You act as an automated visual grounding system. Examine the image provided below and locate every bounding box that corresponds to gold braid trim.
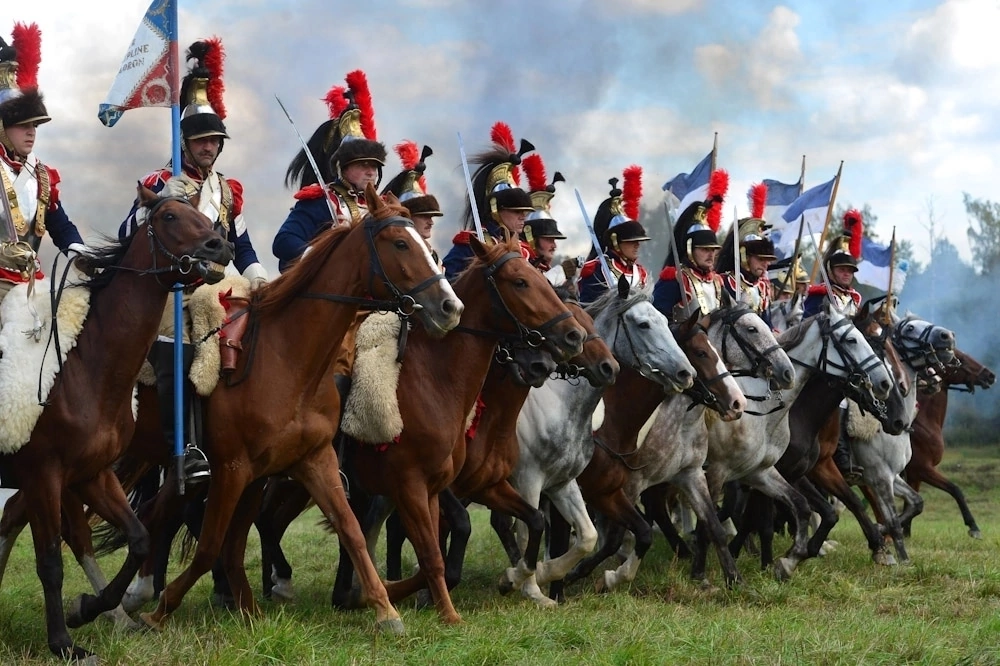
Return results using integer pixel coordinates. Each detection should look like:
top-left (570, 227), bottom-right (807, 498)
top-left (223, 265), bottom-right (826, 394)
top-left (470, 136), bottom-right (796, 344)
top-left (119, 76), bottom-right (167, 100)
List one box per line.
top-left (0, 164), bottom-right (26, 235)
top-left (216, 173), bottom-right (233, 233)
top-left (34, 163), bottom-right (50, 238)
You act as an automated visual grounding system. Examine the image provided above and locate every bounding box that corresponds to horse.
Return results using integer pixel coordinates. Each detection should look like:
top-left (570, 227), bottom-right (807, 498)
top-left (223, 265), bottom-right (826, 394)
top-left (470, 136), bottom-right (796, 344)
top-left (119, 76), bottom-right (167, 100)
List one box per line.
top-left (904, 348), bottom-right (995, 538)
top-left (3, 186), bottom-right (464, 637)
top-left (728, 301), bottom-right (915, 571)
top-left (0, 187), bottom-right (232, 661)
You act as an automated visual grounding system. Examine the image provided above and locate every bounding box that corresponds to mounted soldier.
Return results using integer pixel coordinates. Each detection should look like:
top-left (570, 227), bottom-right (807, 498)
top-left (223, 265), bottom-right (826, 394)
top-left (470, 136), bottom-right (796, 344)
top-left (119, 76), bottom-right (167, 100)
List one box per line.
top-left (803, 209), bottom-right (863, 318)
top-left (0, 22), bottom-right (88, 304)
top-left (767, 256), bottom-right (808, 331)
top-left (442, 121), bottom-right (534, 280)
top-left (520, 151), bottom-right (574, 290)
top-left (381, 140), bottom-right (443, 268)
top-left (272, 70), bottom-right (386, 272)
top-left (577, 166), bottom-right (650, 304)
top-left (119, 39), bottom-right (269, 482)
top-left (716, 183), bottom-right (776, 328)
top-left (652, 169), bottom-right (728, 320)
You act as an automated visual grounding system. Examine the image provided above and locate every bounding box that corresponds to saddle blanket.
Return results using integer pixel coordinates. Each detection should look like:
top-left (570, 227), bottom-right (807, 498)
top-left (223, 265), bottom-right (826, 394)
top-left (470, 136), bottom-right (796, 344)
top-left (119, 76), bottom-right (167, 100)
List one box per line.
top-left (0, 277), bottom-right (91, 454)
top-left (341, 312), bottom-right (404, 444)
top-left (846, 399), bottom-right (882, 442)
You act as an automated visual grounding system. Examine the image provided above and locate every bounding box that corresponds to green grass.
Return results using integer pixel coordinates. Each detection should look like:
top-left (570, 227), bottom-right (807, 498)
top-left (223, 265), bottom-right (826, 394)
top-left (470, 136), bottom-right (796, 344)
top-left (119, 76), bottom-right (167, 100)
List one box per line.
top-left (2, 448), bottom-right (1000, 665)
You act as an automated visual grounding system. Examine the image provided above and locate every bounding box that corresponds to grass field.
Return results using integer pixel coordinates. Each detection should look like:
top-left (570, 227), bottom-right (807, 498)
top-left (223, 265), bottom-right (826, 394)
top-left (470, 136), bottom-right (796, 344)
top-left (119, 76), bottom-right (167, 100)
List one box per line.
top-left (1, 447), bottom-right (999, 665)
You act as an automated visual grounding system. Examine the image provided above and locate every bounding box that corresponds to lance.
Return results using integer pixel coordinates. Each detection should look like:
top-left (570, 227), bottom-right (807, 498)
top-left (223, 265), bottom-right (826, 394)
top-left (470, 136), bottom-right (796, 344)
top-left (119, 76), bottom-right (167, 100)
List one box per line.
top-left (275, 95), bottom-right (339, 224)
top-left (576, 188), bottom-right (615, 287)
top-left (732, 218), bottom-right (741, 304)
top-left (884, 226), bottom-right (897, 324)
top-left (663, 202), bottom-right (689, 308)
top-left (457, 132), bottom-right (486, 242)
top-left (805, 221), bottom-right (842, 314)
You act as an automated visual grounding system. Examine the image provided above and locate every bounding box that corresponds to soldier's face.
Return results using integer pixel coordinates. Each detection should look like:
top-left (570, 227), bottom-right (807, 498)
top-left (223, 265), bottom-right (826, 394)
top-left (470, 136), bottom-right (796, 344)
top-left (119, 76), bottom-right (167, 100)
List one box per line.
top-left (617, 240), bottom-right (641, 262)
top-left (832, 265), bottom-right (856, 288)
top-left (187, 136), bottom-right (221, 170)
top-left (746, 255), bottom-right (770, 278)
top-left (4, 122), bottom-right (37, 158)
top-left (498, 208), bottom-right (528, 234)
top-left (536, 237), bottom-right (557, 263)
top-left (411, 213), bottom-right (435, 240)
top-left (342, 160), bottom-right (380, 191)
top-left (691, 246), bottom-right (718, 271)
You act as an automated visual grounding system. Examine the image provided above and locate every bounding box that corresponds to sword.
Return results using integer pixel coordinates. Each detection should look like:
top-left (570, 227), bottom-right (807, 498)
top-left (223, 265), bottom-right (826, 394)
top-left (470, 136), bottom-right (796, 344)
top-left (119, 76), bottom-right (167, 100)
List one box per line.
top-left (782, 214), bottom-right (806, 309)
top-left (575, 189), bottom-right (615, 287)
top-left (457, 132), bottom-right (486, 242)
top-left (663, 202), bottom-right (689, 308)
top-left (805, 221), bottom-right (842, 314)
top-left (274, 95), bottom-right (339, 224)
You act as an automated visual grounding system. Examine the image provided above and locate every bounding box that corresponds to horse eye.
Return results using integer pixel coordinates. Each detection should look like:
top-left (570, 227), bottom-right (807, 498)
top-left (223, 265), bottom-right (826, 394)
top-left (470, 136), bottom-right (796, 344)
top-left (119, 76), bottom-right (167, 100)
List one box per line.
top-left (906, 325), bottom-right (914, 332)
top-left (747, 326), bottom-right (758, 333)
top-left (394, 240), bottom-right (409, 250)
top-left (639, 321), bottom-right (651, 330)
top-left (697, 350), bottom-right (708, 358)
top-left (514, 278), bottom-right (528, 289)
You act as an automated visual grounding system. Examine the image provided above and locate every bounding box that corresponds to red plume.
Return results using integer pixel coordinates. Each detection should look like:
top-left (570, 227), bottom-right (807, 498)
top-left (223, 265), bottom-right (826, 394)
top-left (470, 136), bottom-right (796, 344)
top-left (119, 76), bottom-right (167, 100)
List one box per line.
top-left (622, 165), bottom-right (643, 221)
top-left (202, 37), bottom-right (226, 119)
top-left (395, 140), bottom-right (426, 190)
top-left (324, 85), bottom-right (348, 119)
top-left (522, 154), bottom-right (547, 193)
top-left (748, 182), bottom-right (767, 219)
top-left (706, 169), bottom-right (729, 232)
top-left (345, 70), bottom-right (377, 140)
top-left (490, 121), bottom-right (517, 153)
top-left (12, 22), bottom-right (42, 89)
top-left (843, 209), bottom-right (864, 259)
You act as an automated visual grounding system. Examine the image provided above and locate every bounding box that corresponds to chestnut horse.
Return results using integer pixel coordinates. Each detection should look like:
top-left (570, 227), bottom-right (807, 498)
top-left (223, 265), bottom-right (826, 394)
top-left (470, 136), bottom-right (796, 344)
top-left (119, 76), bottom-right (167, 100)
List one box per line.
top-left (2, 187), bottom-right (463, 637)
top-left (904, 348), bottom-right (995, 538)
top-left (0, 188), bottom-right (231, 661)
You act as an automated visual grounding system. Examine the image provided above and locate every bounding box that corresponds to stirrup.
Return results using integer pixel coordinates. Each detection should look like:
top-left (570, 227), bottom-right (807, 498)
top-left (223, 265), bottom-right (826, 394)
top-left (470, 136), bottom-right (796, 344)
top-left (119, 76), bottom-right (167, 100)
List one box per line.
top-left (183, 445), bottom-right (211, 482)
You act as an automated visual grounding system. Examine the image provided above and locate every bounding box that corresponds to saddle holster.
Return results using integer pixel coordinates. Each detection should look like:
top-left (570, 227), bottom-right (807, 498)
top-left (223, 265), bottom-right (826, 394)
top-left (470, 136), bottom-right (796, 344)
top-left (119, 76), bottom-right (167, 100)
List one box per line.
top-left (218, 291), bottom-right (250, 375)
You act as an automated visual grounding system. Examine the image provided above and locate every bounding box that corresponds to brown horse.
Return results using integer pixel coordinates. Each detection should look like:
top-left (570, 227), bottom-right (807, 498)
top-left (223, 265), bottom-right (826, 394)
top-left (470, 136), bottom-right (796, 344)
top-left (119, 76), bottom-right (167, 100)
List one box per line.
top-left (0, 188), bottom-right (231, 661)
top-left (903, 348), bottom-right (995, 538)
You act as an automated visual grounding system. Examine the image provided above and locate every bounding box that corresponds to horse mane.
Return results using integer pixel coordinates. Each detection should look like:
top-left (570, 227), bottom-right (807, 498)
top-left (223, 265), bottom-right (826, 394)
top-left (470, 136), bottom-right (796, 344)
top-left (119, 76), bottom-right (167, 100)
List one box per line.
top-left (72, 231), bottom-right (136, 292)
top-left (454, 232), bottom-right (524, 279)
top-left (778, 312), bottom-right (821, 350)
top-left (584, 284), bottom-right (653, 321)
top-left (254, 199), bottom-right (412, 318)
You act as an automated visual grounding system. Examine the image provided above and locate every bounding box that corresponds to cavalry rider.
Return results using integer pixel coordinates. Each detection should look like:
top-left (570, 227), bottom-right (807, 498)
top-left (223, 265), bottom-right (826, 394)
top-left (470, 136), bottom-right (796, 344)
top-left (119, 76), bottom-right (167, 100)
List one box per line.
top-left (0, 23), bottom-right (88, 304)
top-left (802, 211), bottom-right (865, 481)
top-left (441, 121), bottom-right (534, 280)
top-left (273, 70), bottom-right (386, 272)
top-left (578, 166), bottom-right (650, 304)
top-left (652, 170), bottom-right (728, 320)
top-left (803, 209), bottom-right (863, 318)
top-left (381, 140), bottom-right (444, 267)
top-left (119, 40), bottom-right (269, 482)
top-left (520, 152), bottom-right (573, 289)
top-left (716, 219), bottom-right (776, 328)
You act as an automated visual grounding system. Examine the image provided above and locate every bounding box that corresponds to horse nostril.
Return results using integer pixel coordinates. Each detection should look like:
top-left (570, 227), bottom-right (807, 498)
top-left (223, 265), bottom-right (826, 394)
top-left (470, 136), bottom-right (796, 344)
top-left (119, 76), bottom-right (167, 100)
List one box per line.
top-left (600, 361), bottom-right (615, 380)
top-left (783, 368), bottom-right (794, 384)
top-left (732, 399), bottom-right (743, 411)
top-left (677, 368), bottom-right (692, 381)
top-left (441, 298), bottom-right (458, 315)
top-left (565, 328), bottom-right (583, 348)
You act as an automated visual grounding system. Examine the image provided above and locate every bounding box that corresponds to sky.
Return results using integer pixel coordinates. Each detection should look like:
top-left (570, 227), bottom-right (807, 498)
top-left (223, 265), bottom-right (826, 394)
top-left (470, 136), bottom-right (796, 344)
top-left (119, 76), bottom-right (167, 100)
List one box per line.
top-left (8, 0), bottom-right (1000, 280)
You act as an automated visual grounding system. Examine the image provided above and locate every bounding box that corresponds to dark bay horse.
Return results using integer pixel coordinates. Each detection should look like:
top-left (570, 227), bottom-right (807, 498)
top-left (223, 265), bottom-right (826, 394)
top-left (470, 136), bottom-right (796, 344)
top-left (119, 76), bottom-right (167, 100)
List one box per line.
top-left (0, 187), bottom-right (231, 661)
top-left (904, 348), bottom-right (995, 538)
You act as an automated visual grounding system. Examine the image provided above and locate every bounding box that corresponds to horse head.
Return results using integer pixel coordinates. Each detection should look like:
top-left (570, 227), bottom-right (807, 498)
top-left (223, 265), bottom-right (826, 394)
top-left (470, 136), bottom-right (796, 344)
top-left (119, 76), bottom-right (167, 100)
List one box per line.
top-left (81, 185), bottom-right (233, 286)
top-left (852, 306), bottom-right (910, 436)
top-left (466, 232), bottom-right (585, 362)
top-left (585, 285), bottom-right (694, 393)
top-left (889, 311), bottom-right (956, 374)
top-left (361, 184), bottom-right (463, 337)
top-left (671, 308), bottom-right (746, 421)
top-left (941, 347), bottom-right (996, 393)
top-left (557, 300), bottom-right (619, 388)
top-left (708, 303), bottom-right (795, 390)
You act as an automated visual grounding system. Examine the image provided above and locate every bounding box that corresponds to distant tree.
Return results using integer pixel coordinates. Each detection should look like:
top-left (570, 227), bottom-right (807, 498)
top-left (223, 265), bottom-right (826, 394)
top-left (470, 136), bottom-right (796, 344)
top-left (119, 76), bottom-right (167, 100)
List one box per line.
top-left (963, 193), bottom-right (1000, 275)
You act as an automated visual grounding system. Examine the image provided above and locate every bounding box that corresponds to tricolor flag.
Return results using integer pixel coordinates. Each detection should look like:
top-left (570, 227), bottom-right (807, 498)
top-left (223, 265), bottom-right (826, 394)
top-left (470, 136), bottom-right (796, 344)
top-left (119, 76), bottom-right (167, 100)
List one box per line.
top-left (855, 237), bottom-right (908, 295)
top-left (775, 176), bottom-right (837, 255)
top-left (662, 150), bottom-right (712, 215)
top-left (98, 0), bottom-right (177, 127)
top-left (762, 178), bottom-right (802, 234)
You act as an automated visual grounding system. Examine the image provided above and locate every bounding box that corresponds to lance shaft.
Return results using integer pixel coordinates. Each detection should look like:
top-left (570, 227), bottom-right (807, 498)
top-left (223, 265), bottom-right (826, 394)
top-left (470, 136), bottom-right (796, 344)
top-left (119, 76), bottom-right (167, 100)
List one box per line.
top-left (275, 95), bottom-right (338, 224)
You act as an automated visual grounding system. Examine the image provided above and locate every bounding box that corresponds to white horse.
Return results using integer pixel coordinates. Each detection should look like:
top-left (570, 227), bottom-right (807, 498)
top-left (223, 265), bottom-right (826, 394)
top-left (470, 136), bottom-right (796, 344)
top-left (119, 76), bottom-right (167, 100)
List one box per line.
top-left (702, 308), bottom-right (894, 580)
top-left (590, 303), bottom-right (793, 591)
top-left (499, 286), bottom-right (696, 606)
top-left (851, 314), bottom-right (956, 564)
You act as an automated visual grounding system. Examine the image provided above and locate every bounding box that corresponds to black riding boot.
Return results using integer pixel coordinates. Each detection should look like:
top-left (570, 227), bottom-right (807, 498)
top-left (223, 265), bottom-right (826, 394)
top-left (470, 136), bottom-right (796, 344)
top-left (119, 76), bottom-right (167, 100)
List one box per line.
top-left (150, 340), bottom-right (210, 483)
top-left (333, 373), bottom-right (353, 497)
top-left (834, 407), bottom-right (862, 482)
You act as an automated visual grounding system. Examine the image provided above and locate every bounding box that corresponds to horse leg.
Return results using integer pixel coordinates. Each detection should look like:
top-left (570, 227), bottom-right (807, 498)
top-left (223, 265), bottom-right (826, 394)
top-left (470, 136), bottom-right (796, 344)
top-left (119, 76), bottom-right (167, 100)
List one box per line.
top-left (65, 470), bottom-right (150, 631)
top-left (383, 487), bottom-right (460, 624)
top-left (742, 467), bottom-right (811, 581)
top-left (545, 503), bottom-right (572, 602)
top-left (490, 510), bottom-right (521, 567)
top-left (257, 477), bottom-right (311, 602)
top-left (809, 459), bottom-right (895, 566)
top-left (215, 479), bottom-right (267, 614)
top-left (907, 466), bottom-right (978, 539)
top-left (384, 501), bottom-right (407, 580)
top-left (861, 470), bottom-right (909, 564)
top-left (140, 466), bottom-right (252, 630)
top-left (795, 477), bottom-right (841, 558)
top-left (677, 470), bottom-right (741, 588)
top-left (0, 489), bottom-right (28, 590)
top-left (437, 489), bottom-right (471, 592)
top-left (893, 476), bottom-right (924, 538)
top-left (641, 484), bottom-right (692, 558)
top-left (570, 492), bottom-right (652, 593)
top-left (330, 478), bottom-right (375, 611)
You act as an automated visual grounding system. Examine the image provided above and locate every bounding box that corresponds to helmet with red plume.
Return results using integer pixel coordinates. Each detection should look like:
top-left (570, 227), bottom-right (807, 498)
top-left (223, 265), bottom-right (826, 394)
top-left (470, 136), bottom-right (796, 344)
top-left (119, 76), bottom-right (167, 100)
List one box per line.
top-left (824, 209), bottom-right (863, 273)
top-left (592, 165), bottom-right (650, 255)
top-left (0, 22), bottom-right (51, 132)
top-left (463, 121), bottom-right (534, 230)
top-left (180, 38), bottom-right (229, 144)
top-left (381, 141), bottom-right (442, 218)
top-left (521, 152), bottom-right (566, 247)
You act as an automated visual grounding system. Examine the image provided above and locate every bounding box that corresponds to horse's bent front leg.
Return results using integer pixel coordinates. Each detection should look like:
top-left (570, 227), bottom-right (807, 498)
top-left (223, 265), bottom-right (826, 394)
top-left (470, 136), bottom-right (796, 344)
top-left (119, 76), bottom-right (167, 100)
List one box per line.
top-left (533, 482), bottom-right (598, 587)
top-left (0, 489), bottom-right (28, 590)
top-left (809, 459), bottom-right (895, 566)
top-left (743, 466), bottom-right (811, 581)
top-left (677, 469), bottom-right (742, 588)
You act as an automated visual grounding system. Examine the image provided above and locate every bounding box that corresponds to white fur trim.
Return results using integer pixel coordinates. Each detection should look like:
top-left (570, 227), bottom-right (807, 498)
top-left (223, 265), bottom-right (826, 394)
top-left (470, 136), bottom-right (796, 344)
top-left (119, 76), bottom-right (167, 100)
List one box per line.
top-left (341, 313), bottom-right (404, 443)
top-left (0, 279), bottom-right (91, 453)
top-left (188, 276), bottom-right (251, 397)
top-left (846, 399), bottom-right (881, 442)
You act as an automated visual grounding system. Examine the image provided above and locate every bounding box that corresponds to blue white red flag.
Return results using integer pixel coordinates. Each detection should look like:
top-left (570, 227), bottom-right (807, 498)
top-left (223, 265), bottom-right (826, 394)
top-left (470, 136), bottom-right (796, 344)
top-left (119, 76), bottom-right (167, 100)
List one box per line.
top-left (662, 151), bottom-right (712, 215)
top-left (98, 0), bottom-right (177, 127)
top-left (772, 176), bottom-right (836, 256)
top-left (855, 237), bottom-right (907, 294)
top-left (762, 177), bottom-right (801, 232)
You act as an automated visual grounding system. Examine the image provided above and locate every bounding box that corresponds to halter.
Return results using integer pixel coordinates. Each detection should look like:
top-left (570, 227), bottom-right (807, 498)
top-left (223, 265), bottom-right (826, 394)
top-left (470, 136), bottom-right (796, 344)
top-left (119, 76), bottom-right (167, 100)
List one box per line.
top-left (144, 196), bottom-right (223, 286)
top-left (671, 320), bottom-right (732, 415)
top-left (891, 316), bottom-right (956, 375)
top-left (552, 331), bottom-right (604, 382)
top-left (710, 305), bottom-right (786, 415)
top-left (453, 250), bottom-right (574, 361)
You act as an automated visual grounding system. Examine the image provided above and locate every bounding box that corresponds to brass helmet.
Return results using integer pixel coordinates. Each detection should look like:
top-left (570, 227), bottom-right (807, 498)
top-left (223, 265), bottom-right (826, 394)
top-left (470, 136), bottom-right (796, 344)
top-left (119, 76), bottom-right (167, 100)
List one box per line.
top-left (179, 39), bottom-right (229, 143)
top-left (521, 152), bottom-right (567, 248)
top-left (381, 141), bottom-right (442, 218)
top-left (0, 23), bottom-right (51, 138)
top-left (464, 121), bottom-right (534, 230)
top-left (593, 165), bottom-right (650, 256)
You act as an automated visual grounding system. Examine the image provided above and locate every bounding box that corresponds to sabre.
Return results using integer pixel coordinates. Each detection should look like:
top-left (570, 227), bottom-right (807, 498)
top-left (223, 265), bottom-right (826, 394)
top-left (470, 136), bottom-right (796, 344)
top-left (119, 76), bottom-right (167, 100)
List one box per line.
top-left (732, 218), bottom-right (741, 303)
top-left (274, 95), bottom-right (338, 224)
top-left (782, 214), bottom-right (806, 309)
top-left (457, 132), bottom-right (486, 242)
top-left (663, 202), bottom-right (689, 308)
top-left (575, 188), bottom-right (615, 286)
top-left (805, 221), bottom-right (842, 314)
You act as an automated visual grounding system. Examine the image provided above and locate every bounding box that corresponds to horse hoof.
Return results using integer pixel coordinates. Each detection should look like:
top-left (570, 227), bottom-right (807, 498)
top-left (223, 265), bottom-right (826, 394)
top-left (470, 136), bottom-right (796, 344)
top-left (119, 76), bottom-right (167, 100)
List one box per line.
top-left (65, 595), bottom-right (87, 629)
top-left (122, 591), bottom-right (150, 613)
top-left (270, 579), bottom-right (295, 604)
top-left (498, 569), bottom-right (515, 596)
top-left (376, 617), bottom-right (406, 635)
top-left (533, 595), bottom-right (559, 610)
top-left (211, 592), bottom-right (237, 610)
top-left (57, 645), bottom-right (96, 664)
top-left (772, 558), bottom-right (794, 582)
top-left (414, 589), bottom-right (432, 611)
top-left (970, 529), bottom-right (983, 540)
top-left (102, 607), bottom-right (143, 632)
top-left (872, 550), bottom-right (896, 566)
top-left (139, 611), bottom-right (166, 632)
top-left (594, 571), bottom-right (613, 594)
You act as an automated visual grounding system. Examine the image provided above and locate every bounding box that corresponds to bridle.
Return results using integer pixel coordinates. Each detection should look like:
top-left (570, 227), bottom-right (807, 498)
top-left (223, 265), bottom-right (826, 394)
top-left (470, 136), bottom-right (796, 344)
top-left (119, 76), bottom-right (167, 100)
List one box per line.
top-left (712, 305), bottom-right (786, 416)
top-left (891, 315), bottom-right (957, 375)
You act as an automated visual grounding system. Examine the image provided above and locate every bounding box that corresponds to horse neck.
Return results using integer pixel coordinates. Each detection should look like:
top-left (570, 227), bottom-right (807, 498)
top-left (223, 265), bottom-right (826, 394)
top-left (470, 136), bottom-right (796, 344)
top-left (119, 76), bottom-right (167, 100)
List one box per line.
top-left (917, 389), bottom-right (948, 428)
top-left (793, 374), bottom-right (850, 442)
top-left (545, 368), bottom-right (607, 432)
top-left (597, 366), bottom-right (663, 450)
top-left (477, 361), bottom-right (531, 439)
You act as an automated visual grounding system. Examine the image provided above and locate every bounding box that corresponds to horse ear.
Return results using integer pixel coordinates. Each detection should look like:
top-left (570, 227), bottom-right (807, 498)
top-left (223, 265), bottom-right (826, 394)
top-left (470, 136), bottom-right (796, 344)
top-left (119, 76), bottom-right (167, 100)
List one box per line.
top-left (138, 183), bottom-right (158, 208)
top-left (616, 273), bottom-right (629, 299)
top-left (384, 191), bottom-right (404, 210)
top-left (364, 182), bottom-right (382, 212)
top-left (858, 299), bottom-right (872, 321)
top-left (469, 234), bottom-right (489, 260)
top-left (720, 287), bottom-right (733, 309)
top-left (682, 306), bottom-right (700, 332)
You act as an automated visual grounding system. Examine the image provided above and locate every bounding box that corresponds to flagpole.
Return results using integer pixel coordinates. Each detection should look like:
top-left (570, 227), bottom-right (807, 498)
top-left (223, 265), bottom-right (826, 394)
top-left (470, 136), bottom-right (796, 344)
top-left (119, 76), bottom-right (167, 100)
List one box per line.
top-left (710, 132), bottom-right (718, 173)
top-left (169, 0), bottom-right (186, 496)
top-left (885, 226), bottom-right (897, 322)
top-left (799, 155), bottom-right (806, 194)
top-left (809, 160), bottom-right (844, 284)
